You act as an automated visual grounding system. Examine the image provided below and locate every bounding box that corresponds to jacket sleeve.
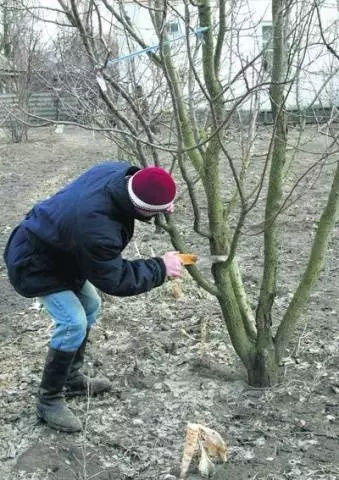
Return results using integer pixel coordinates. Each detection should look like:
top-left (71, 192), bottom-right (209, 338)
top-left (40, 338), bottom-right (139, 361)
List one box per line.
top-left (75, 215), bottom-right (166, 296)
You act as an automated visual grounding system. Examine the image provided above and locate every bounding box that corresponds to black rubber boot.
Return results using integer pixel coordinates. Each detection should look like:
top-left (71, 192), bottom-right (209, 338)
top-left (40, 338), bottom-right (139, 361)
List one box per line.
top-left (37, 348), bottom-right (82, 433)
top-left (65, 329), bottom-right (111, 396)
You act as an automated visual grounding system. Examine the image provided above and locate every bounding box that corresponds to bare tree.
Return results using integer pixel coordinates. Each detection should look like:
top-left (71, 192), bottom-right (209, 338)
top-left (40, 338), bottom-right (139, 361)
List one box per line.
top-left (25, 0), bottom-right (339, 386)
top-left (0, 0), bottom-right (48, 141)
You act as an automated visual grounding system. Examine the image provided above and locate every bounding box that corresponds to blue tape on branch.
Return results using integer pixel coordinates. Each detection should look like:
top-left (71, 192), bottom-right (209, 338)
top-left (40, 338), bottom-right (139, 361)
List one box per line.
top-left (105, 26), bottom-right (209, 67)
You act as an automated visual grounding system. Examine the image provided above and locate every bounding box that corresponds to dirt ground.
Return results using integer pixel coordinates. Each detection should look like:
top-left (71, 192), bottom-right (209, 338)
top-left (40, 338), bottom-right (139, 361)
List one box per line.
top-left (0, 126), bottom-right (338, 480)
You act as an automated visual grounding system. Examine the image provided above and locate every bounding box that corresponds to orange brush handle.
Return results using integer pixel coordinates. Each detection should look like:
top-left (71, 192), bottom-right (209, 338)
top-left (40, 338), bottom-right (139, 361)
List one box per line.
top-left (177, 253), bottom-right (198, 265)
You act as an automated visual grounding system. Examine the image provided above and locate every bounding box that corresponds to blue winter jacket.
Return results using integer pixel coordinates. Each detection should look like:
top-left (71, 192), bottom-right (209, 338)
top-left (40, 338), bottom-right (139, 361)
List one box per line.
top-left (3, 161), bottom-right (166, 298)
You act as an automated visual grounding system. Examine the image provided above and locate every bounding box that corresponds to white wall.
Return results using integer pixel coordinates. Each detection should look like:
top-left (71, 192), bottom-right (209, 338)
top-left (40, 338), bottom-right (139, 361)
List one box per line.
top-left (113, 0), bottom-right (338, 113)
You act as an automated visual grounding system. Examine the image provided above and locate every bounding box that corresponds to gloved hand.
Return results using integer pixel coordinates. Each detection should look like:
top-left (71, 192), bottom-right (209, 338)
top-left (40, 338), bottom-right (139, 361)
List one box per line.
top-left (161, 251), bottom-right (182, 278)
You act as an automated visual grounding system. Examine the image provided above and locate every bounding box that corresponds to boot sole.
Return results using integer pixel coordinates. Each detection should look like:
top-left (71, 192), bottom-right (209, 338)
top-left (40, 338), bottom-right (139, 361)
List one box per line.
top-left (64, 389), bottom-right (94, 397)
top-left (64, 387), bottom-right (111, 397)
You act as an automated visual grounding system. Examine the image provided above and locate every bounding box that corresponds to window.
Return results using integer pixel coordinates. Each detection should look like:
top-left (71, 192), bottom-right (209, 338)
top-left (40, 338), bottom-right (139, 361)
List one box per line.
top-left (262, 24), bottom-right (273, 45)
top-left (262, 23), bottom-right (273, 73)
top-left (166, 20), bottom-right (181, 39)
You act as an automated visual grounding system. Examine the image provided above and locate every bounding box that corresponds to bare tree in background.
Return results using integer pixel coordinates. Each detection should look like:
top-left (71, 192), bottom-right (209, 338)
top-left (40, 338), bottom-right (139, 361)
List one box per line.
top-left (0, 0), bottom-right (47, 141)
top-left (21, 0), bottom-right (339, 386)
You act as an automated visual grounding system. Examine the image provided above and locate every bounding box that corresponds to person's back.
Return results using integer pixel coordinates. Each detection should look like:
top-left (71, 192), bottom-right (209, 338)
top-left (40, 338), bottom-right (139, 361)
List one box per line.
top-left (22, 161), bottom-right (133, 251)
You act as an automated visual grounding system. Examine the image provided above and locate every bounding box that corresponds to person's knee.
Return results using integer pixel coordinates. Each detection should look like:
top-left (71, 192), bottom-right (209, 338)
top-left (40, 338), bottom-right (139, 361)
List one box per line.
top-left (86, 291), bottom-right (101, 328)
top-left (51, 315), bottom-right (87, 351)
top-left (68, 320), bottom-right (87, 347)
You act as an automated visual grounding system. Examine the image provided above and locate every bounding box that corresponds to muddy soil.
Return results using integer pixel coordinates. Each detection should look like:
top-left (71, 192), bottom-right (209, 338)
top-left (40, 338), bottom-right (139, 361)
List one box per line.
top-left (0, 126), bottom-right (338, 480)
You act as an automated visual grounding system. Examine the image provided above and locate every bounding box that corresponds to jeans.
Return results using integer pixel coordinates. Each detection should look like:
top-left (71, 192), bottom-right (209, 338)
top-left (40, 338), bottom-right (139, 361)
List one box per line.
top-left (39, 281), bottom-right (101, 352)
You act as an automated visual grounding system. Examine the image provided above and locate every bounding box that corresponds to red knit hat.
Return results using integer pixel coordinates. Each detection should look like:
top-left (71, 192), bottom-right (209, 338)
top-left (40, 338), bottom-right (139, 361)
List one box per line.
top-left (128, 167), bottom-right (176, 212)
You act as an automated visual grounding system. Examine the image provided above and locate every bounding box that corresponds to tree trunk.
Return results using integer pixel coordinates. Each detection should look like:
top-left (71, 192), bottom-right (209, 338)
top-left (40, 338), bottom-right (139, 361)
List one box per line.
top-left (216, 263), bottom-right (280, 387)
top-left (255, 0), bottom-right (288, 384)
top-left (247, 354), bottom-right (279, 387)
top-left (248, 334), bottom-right (280, 387)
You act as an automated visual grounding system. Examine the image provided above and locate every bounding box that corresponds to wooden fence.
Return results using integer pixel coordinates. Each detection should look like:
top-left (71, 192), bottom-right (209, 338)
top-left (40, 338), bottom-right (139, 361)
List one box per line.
top-left (0, 91), bottom-right (337, 129)
top-left (0, 92), bottom-right (79, 126)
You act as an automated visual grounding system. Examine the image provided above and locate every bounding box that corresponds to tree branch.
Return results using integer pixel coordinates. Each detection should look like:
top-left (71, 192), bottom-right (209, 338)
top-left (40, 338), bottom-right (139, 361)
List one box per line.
top-left (275, 160), bottom-right (339, 359)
